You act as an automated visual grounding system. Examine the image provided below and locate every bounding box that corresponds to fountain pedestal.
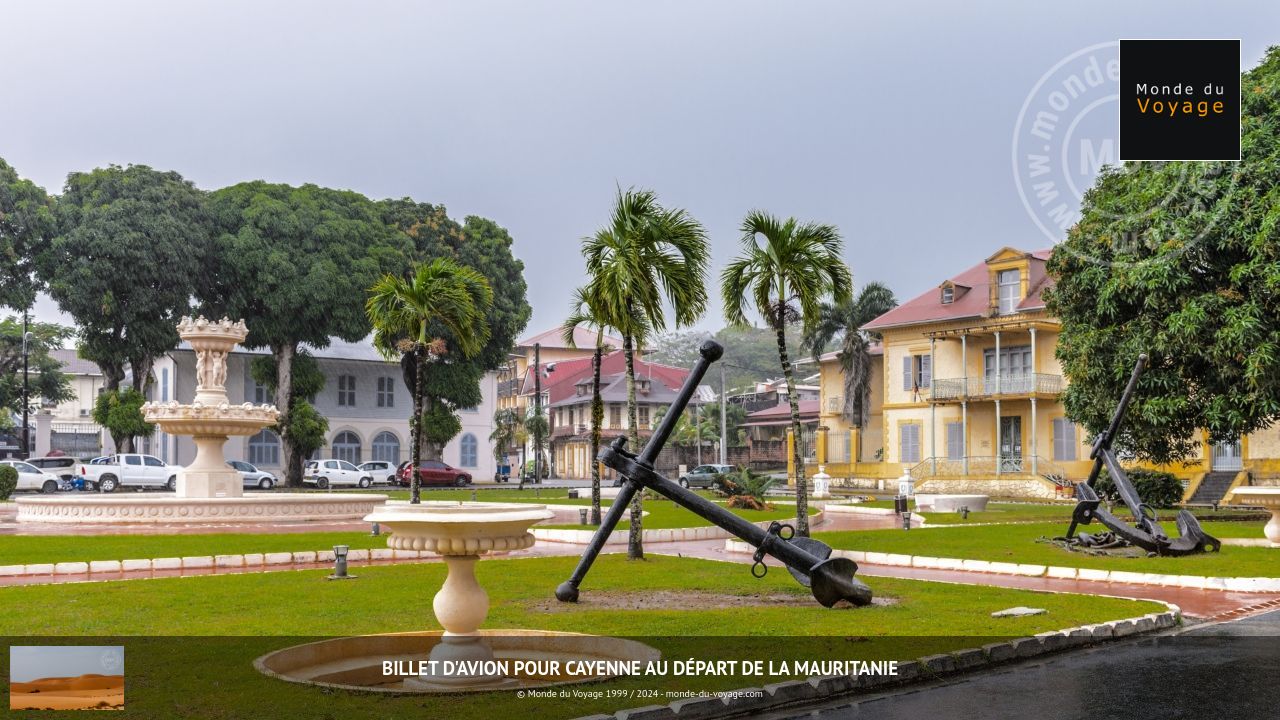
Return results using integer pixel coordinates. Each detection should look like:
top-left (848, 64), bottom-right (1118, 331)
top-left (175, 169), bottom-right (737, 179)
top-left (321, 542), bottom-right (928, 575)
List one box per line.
top-left (363, 501), bottom-right (553, 689)
top-left (1227, 487), bottom-right (1280, 545)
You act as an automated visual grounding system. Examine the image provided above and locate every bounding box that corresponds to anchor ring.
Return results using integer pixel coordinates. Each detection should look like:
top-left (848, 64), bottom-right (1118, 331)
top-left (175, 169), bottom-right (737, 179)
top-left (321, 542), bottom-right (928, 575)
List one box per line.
top-left (751, 561), bottom-right (768, 578)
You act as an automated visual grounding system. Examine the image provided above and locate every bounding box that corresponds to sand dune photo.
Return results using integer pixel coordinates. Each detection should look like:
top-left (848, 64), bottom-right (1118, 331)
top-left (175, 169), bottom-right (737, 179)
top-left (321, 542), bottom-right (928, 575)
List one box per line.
top-left (9, 646), bottom-right (125, 711)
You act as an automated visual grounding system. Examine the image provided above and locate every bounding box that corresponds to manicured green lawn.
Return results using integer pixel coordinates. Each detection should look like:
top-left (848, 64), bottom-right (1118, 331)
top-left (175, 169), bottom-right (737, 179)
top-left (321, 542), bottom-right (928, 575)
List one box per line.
top-left (0, 555), bottom-right (1164, 719)
top-left (541, 498), bottom-right (799, 530)
top-left (0, 531), bottom-right (386, 565)
top-left (853, 500), bottom-right (1266, 526)
top-left (817, 521), bottom-right (1277, 577)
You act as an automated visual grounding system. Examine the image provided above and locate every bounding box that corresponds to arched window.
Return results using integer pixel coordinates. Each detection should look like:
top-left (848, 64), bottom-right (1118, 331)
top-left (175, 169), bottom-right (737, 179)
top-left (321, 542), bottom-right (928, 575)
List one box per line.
top-left (332, 431), bottom-right (362, 464)
top-left (248, 429), bottom-right (281, 467)
top-left (460, 433), bottom-right (478, 468)
top-left (371, 431), bottom-right (400, 464)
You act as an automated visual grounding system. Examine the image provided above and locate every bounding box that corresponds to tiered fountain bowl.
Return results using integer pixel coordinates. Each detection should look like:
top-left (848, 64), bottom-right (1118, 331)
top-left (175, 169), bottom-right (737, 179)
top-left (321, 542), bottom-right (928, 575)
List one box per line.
top-left (15, 317), bottom-right (387, 525)
top-left (255, 501), bottom-right (659, 693)
top-left (1227, 487), bottom-right (1280, 546)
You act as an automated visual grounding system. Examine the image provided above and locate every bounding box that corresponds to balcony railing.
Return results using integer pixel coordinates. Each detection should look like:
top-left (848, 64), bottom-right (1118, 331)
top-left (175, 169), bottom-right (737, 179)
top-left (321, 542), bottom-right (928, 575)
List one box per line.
top-left (908, 455), bottom-right (1067, 481)
top-left (930, 373), bottom-right (1063, 401)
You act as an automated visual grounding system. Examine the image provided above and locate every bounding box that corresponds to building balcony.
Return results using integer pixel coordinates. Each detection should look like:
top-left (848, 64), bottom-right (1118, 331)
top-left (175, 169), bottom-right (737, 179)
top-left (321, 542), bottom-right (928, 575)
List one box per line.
top-left (928, 373), bottom-right (1064, 402)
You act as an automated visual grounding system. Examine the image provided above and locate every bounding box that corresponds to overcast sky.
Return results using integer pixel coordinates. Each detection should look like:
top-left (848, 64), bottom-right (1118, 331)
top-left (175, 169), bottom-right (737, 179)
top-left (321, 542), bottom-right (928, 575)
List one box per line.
top-left (4, 1), bottom-right (1276, 336)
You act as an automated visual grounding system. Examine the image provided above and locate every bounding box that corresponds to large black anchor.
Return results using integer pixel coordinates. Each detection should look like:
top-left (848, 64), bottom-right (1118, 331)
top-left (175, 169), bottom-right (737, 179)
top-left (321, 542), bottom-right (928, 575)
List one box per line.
top-left (1063, 354), bottom-right (1220, 556)
top-left (555, 340), bottom-right (873, 607)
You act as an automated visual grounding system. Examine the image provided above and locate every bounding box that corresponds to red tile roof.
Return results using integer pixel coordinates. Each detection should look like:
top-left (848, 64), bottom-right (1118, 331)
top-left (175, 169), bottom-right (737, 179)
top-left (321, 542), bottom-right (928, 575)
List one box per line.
top-left (862, 247), bottom-right (1053, 331)
top-left (520, 349), bottom-right (690, 405)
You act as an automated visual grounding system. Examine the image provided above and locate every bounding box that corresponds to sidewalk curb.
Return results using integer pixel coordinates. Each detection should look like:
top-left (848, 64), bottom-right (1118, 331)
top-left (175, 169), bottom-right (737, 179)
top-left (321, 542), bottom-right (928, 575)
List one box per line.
top-left (723, 539), bottom-right (1280, 593)
top-left (0, 548), bottom-right (433, 579)
top-left (579, 605), bottom-right (1181, 720)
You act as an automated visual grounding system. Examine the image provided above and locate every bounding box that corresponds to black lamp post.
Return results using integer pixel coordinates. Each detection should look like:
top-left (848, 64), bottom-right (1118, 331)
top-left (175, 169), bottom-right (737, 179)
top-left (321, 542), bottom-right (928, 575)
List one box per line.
top-left (21, 311), bottom-right (32, 459)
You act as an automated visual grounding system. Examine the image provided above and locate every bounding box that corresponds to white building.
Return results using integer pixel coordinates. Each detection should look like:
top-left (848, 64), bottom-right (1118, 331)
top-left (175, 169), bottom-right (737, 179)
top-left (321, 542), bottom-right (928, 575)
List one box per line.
top-left (48, 340), bottom-right (499, 481)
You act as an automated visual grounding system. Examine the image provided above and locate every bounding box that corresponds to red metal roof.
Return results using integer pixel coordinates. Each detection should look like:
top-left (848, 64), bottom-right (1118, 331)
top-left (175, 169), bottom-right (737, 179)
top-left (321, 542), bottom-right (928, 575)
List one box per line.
top-left (517, 325), bottom-right (624, 350)
top-left (862, 247), bottom-right (1054, 331)
top-left (743, 399), bottom-right (820, 426)
top-left (520, 349), bottom-right (690, 405)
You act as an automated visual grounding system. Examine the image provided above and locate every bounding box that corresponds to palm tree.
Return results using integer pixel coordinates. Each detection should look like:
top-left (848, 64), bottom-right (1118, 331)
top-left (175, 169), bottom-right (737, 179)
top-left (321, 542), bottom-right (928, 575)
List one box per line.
top-left (489, 407), bottom-right (520, 472)
top-left (722, 211), bottom-right (852, 537)
top-left (366, 258), bottom-right (493, 504)
top-left (802, 282), bottom-right (897, 460)
top-left (562, 286), bottom-right (617, 526)
top-left (582, 187), bottom-right (709, 559)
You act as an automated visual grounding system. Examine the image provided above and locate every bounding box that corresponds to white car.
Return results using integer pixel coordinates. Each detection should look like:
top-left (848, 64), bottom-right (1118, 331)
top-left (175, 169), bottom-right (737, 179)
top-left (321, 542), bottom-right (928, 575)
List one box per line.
top-left (303, 459), bottom-right (373, 489)
top-left (1, 459), bottom-right (62, 494)
top-left (227, 460), bottom-right (276, 490)
top-left (79, 454), bottom-right (181, 492)
top-left (358, 460), bottom-right (398, 485)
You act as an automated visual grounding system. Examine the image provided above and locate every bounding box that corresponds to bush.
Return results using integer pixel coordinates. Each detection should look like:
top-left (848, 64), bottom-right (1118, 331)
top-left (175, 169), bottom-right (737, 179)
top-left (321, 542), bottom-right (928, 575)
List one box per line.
top-left (712, 468), bottom-right (776, 511)
top-left (1094, 467), bottom-right (1183, 508)
top-left (0, 464), bottom-right (17, 501)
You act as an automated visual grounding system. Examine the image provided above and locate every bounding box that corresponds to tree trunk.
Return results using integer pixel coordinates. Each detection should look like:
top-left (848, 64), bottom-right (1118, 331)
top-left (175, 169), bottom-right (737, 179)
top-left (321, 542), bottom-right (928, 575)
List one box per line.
top-left (776, 321), bottom-right (809, 537)
top-left (590, 344), bottom-right (603, 525)
top-left (130, 355), bottom-right (155, 397)
top-left (274, 343), bottom-right (303, 487)
top-left (410, 346), bottom-right (426, 504)
top-left (623, 334), bottom-right (643, 560)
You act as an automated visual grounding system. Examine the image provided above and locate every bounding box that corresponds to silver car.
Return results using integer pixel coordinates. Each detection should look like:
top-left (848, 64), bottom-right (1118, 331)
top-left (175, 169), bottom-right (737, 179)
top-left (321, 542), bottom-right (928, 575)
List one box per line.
top-left (678, 464), bottom-right (735, 489)
top-left (227, 460), bottom-right (276, 490)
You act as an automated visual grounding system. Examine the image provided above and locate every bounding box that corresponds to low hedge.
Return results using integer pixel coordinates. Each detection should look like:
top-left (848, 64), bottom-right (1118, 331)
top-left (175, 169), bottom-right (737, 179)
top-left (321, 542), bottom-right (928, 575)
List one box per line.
top-left (0, 464), bottom-right (17, 501)
top-left (1094, 467), bottom-right (1183, 508)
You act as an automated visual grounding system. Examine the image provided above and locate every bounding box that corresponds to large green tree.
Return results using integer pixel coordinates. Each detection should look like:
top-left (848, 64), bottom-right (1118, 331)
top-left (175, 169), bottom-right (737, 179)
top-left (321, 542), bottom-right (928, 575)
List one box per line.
top-left (722, 211), bottom-right (852, 537)
top-left (250, 352), bottom-right (329, 464)
top-left (1047, 48), bottom-right (1280, 465)
top-left (201, 182), bottom-right (411, 485)
top-left (582, 187), bottom-right (708, 559)
top-left (379, 200), bottom-right (530, 461)
top-left (41, 165), bottom-right (209, 406)
top-left (802, 281), bottom-right (897, 458)
top-left (0, 158), bottom-right (55, 312)
top-left (366, 258), bottom-right (492, 504)
top-left (0, 317), bottom-right (73, 431)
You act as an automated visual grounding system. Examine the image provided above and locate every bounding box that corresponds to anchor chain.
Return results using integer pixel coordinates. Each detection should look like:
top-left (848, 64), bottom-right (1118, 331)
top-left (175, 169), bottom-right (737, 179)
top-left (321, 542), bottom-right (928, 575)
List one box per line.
top-left (751, 521), bottom-right (795, 578)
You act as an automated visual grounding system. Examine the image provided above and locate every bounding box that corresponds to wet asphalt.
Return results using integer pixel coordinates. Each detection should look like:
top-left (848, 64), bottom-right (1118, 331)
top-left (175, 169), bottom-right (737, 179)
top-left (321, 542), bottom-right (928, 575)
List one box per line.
top-left (768, 610), bottom-right (1280, 720)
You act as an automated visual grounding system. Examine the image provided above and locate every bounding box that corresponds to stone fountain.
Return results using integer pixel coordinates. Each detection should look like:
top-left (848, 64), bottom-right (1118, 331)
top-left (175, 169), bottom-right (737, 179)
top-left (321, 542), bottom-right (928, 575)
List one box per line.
top-left (1226, 487), bottom-right (1280, 546)
top-left (255, 501), bottom-right (658, 693)
top-left (15, 317), bottom-right (387, 524)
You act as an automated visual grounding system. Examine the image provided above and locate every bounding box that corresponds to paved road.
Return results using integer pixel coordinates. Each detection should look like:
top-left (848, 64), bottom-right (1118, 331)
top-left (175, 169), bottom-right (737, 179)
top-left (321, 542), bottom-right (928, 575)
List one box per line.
top-left (768, 610), bottom-right (1280, 720)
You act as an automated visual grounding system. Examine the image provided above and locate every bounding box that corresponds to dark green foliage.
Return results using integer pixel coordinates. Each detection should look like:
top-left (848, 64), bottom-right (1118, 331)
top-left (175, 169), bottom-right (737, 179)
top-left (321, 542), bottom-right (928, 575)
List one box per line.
top-left (0, 318), bottom-right (74, 423)
top-left (712, 468), bottom-right (777, 510)
top-left (1047, 48), bottom-right (1280, 464)
top-left (1093, 468), bottom-right (1185, 509)
top-left (250, 352), bottom-right (325, 400)
top-left (92, 389), bottom-right (155, 454)
top-left (0, 157), bottom-right (55, 311)
top-left (281, 400), bottom-right (329, 459)
top-left (0, 464), bottom-right (17, 500)
top-left (42, 164), bottom-right (209, 390)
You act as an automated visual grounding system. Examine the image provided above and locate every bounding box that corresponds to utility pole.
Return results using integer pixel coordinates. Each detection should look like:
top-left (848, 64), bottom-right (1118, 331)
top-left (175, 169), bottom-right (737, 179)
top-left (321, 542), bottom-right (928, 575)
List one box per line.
top-left (21, 311), bottom-right (31, 459)
top-left (533, 342), bottom-right (542, 484)
top-left (719, 362), bottom-right (727, 465)
top-left (694, 397), bottom-right (702, 466)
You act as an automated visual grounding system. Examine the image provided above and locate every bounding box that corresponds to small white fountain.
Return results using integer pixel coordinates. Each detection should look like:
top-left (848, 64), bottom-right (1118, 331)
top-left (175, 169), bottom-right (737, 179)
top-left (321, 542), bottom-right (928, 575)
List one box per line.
top-left (16, 317), bottom-right (387, 524)
top-left (255, 501), bottom-right (659, 693)
top-left (1227, 487), bottom-right (1280, 546)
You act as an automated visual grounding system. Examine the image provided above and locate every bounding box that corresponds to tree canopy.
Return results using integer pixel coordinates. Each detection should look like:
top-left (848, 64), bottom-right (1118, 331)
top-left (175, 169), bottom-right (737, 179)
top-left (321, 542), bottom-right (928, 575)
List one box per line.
top-left (0, 317), bottom-right (73, 428)
top-left (1046, 47), bottom-right (1280, 464)
top-left (0, 158), bottom-right (55, 312)
top-left (41, 164), bottom-right (209, 391)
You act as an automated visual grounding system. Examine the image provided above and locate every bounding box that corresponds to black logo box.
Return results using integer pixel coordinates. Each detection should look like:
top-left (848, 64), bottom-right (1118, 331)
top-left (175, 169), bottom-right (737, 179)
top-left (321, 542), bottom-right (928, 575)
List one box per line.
top-left (1119, 39), bottom-right (1240, 161)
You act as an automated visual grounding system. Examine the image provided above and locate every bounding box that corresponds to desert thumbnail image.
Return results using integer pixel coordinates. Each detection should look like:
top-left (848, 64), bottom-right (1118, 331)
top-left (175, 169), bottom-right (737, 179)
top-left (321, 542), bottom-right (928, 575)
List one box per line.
top-left (9, 673), bottom-right (125, 710)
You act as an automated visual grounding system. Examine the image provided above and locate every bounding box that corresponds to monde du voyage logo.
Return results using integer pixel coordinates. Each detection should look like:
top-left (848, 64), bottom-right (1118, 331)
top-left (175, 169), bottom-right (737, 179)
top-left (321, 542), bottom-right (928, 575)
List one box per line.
top-left (1120, 39), bottom-right (1241, 161)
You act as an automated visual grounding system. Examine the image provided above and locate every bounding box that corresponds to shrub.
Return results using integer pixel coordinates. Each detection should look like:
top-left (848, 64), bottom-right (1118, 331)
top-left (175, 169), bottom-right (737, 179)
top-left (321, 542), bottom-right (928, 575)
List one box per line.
top-left (713, 468), bottom-right (776, 511)
top-left (1094, 467), bottom-right (1183, 508)
top-left (0, 464), bottom-right (17, 501)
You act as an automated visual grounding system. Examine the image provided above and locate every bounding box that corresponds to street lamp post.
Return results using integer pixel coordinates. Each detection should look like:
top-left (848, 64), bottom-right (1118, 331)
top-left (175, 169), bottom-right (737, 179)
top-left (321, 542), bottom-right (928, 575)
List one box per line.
top-left (719, 362), bottom-right (727, 465)
top-left (21, 311), bottom-right (32, 459)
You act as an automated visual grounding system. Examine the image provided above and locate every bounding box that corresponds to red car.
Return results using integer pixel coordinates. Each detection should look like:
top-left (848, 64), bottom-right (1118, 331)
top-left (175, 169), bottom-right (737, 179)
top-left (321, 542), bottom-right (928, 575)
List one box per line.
top-left (397, 460), bottom-right (473, 487)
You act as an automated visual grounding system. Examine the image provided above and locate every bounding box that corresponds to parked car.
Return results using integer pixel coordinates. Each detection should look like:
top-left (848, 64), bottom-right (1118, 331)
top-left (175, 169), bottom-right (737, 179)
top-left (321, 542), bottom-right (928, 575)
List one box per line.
top-left (358, 460), bottom-right (398, 485)
top-left (397, 460), bottom-right (472, 487)
top-left (23, 456), bottom-right (79, 481)
top-left (79, 454), bottom-right (180, 492)
top-left (0, 459), bottom-right (62, 494)
top-left (678, 463), bottom-right (735, 489)
top-left (304, 459), bottom-right (374, 489)
top-left (227, 460), bottom-right (275, 490)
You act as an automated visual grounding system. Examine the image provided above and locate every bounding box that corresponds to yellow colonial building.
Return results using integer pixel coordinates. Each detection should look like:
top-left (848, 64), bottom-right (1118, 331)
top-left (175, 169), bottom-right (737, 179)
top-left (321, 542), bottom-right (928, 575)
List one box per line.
top-left (810, 246), bottom-right (1280, 502)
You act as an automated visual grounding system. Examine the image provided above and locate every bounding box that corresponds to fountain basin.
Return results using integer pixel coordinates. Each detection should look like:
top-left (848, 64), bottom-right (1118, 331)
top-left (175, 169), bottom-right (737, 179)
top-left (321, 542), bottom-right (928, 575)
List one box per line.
top-left (1227, 487), bottom-right (1280, 545)
top-left (366, 501), bottom-right (555, 554)
top-left (15, 492), bottom-right (387, 524)
top-left (255, 630), bottom-right (660, 694)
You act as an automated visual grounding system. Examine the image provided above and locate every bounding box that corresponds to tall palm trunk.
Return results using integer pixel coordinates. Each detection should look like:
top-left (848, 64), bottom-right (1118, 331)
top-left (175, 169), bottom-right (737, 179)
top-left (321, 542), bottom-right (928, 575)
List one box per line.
top-left (590, 344), bottom-right (603, 525)
top-left (623, 333), bottom-right (643, 560)
top-left (776, 310), bottom-right (809, 536)
top-left (409, 346), bottom-right (426, 504)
